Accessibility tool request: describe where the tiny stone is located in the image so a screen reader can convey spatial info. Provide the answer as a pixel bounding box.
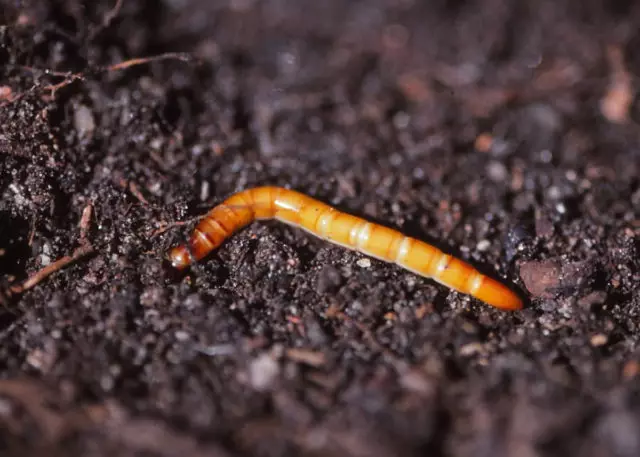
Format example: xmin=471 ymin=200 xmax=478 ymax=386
xmin=547 ymin=186 xmax=561 ymax=200
xmin=191 ymin=144 xmax=204 ymax=156
xmin=0 ymin=398 xmax=11 ymax=416
xmin=100 ymin=375 xmax=115 ymax=391
xmin=174 ymin=330 xmax=190 ymax=341
xmin=356 ymin=258 xmax=371 ymax=268
xmin=476 ymin=239 xmax=491 ymax=252
xmin=520 ymin=259 xmax=562 ymax=298
xmin=487 ymin=161 xmax=508 ymax=182
xmin=184 ymin=294 xmax=204 ymax=310
xmin=393 ymin=111 xmax=410 ymax=129
xmin=590 ymin=333 xmax=608 ymax=347
xmin=539 ymin=149 xmax=553 ymax=163
xmin=249 ymin=353 xmax=280 ymax=391
xmin=26 ymin=349 xmax=49 ymax=371
xmin=200 ymin=181 xmax=210 ymax=201
xmin=149 ymin=137 xmax=163 ymax=150
xmin=73 ymin=104 xmax=95 ymax=139
xmin=459 ymin=342 xmax=483 ymax=356
xmin=401 ymin=369 xmax=435 ymax=395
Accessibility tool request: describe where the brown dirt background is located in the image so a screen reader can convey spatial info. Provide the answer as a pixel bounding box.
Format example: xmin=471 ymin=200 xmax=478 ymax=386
xmin=0 ymin=1 xmax=639 ymax=456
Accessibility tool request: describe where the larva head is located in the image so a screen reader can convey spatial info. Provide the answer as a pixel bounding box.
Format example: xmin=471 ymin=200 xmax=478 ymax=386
xmin=166 ymin=245 xmax=192 ymax=270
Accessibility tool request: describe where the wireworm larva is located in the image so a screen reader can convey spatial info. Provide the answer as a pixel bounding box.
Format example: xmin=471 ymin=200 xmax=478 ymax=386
xmin=167 ymin=186 xmax=523 ymax=310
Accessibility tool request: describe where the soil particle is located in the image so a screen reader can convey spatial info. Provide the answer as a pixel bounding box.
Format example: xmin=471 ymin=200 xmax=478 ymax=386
xmin=520 ymin=257 xmax=599 ymax=299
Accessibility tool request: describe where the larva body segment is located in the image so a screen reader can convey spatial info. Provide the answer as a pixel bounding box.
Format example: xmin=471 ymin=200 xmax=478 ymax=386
xmin=167 ymin=186 xmax=523 ymax=311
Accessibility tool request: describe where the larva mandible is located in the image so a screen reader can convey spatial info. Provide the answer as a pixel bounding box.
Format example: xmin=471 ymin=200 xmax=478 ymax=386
xmin=167 ymin=186 xmax=523 ymax=311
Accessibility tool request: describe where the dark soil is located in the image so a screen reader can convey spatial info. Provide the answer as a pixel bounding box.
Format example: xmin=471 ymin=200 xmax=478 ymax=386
xmin=1 ymin=1 xmax=639 ymax=456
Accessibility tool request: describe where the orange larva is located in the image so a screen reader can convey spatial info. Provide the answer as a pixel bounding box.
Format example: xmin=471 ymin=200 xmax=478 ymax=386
xmin=167 ymin=186 xmax=523 ymax=311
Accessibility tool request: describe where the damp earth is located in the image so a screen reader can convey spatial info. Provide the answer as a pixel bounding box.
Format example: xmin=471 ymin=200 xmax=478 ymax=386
xmin=0 ymin=1 xmax=639 ymax=456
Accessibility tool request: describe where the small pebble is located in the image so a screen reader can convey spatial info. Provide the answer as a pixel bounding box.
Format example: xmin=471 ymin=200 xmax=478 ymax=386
xmin=487 ymin=161 xmax=508 ymax=182
xmin=200 ymin=181 xmax=210 ymax=201
xmin=476 ymin=239 xmax=491 ymax=252
xmin=520 ymin=258 xmax=596 ymax=298
xmin=474 ymin=133 xmax=493 ymax=153
xmin=459 ymin=342 xmax=484 ymax=356
xmin=73 ymin=104 xmax=95 ymax=139
xmin=356 ymin=258 xmax=371 ymax=268
xmin=519 ymin=259 xmax=562 ymax=298
xmin=174 ymin=330 xmax=190 ymax=341
xmin=590 ymin=333 xmax=608 ymax=347
xmin=623 ymin=360 xmax=640 ymax=379
xmin=400 ymin=369 xmax=435 ymax=396
xmin=249 ymin=353 xmax=279 ymax=391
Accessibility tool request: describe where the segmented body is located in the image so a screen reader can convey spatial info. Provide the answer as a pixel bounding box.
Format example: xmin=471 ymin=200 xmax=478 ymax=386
xmin=167 ymin=186 xmax=523 ymax=310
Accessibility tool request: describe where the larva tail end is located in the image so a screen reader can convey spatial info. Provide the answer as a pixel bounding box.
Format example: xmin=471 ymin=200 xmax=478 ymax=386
xmin=166 ymin=245 xmax=192 ymax=270
xmin=474 ymin=277 xmax=524 ymax=311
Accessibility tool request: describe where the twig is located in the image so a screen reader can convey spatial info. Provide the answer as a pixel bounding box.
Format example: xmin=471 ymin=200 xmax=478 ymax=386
xmin=79 ymin=202 xmax=93 ymax=244
xmin=9 ymin=244 xmax=93 ymax=294
xmin=128 ymin=182 xmax=150 ymax=206
xmin=285 ymin=348 xmax=326 ymax=367
xmin=5 ymin=204 xmax=96 ymax=297
xmin=42 ymin=73 xmax=85 ymax=98
xmin=104 ymin=53 xmax=193 ymax=72
xmin=7 ymin=53 xmax=194 ymax=104
xmin=89 ymin=0 xmax=125 ymax=39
